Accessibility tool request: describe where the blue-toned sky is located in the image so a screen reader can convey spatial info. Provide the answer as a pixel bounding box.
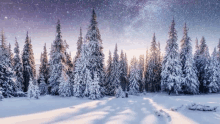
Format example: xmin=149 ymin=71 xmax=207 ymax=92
xmin=0 ymin=0 xmax=220 ymax=65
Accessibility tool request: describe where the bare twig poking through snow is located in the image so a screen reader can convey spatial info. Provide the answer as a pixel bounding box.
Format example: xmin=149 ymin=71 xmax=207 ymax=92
xmin=170 ymin=105 xmax=184 ymax=111
xmin=188 ymin=103 xmax=218 ymax=112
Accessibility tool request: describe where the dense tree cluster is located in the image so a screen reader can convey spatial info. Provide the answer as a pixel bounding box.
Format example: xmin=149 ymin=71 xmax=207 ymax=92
xmin=0 ymin=10 xmax=220 ymax=101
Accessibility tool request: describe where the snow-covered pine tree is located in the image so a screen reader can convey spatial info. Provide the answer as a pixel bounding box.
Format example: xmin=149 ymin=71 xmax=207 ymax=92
xmin=128 ymin=57 xmax=140 ymax=95
xmin=0 ymin=63 xmax=17 ymax=98
xmin=63 ymin=40 xmax=74 ymax=83
xmin=110 ymin=44 xmax=123 ymax=97
xmin=0 ymin=31 xmax=17 ymax=97
xmin=65 ymin=51 xmax=74 ymax=86
xmin=144 ymin=49 xmax=149 ymax=92
xmin=85 ymin=9 xmax=105 ymax=97
xmin=83 ymin=68 xmax=93 ymax=97
xmin=27 ymin=78 xmax=40 ymax=99
xmin=58 ymin=73 xmax=72 ymax=97
xmin=34 ymin=82 xmax=40 ymax=99
xmin=73 ymin=43 xmax=91 ymax=97
xmin=147 ymin=33 xmax=161 ymax=92
xmin=48 ymin=43 xmax=54 ymax=89
xmin=22 ymin=32 xmax=36 ymax=92
xmin=8 ymin=43 xmax=14 ymax=68
xmin=120 ymin=50 xmax=128 ymax=92
xmin=89 ymin=72 xmax=102 ymax=100
xmin=161 ymin=19 xmax=183 ymax=95
xmin=73 ymin=72 xmax=84 ymax=97
xmin=194 ymin=38 xmax=200 ymax=75
xmin=124 ymin=53 xmax=128 ymax=91
xmin=104 ymin=50 xmax=113 ymax=95
xmin=208 ymin=48 xmax=220 ymax=93
xmin=180 ymin=23 xmax=199 ymax=94
xmin=197 ymin=37 xmax=210 ymax=93
xmin=38 ymin=43 xmax=49 ymax=85
xmin=74 ymin=44 xmax=85 ymax=97
xmin=0 ymin=31 xmax=11 ymax=68
xmin=138 ymin=55 xmax=144 ymax=92
xmin=38 ymin=74 xmax=48 ymax=95
xmin=13 ymin=37 xmax=24 ymax=91
xmin=74 ymin=27 xmax=83 ymax=66
xmin=156 ymin=42 xmax=162 ymax=91
xmin=48 ymin=20 xmax=69 ymax=95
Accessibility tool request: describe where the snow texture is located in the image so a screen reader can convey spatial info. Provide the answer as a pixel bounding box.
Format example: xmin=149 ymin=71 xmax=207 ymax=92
xmin=0 ymin=93 xmax=220 ymax=124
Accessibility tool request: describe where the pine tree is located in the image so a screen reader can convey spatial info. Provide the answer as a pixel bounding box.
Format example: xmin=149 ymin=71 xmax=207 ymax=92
xmin=38 ymin=43 xmax=49 ymax=85
xmin=0 ymin=64 xmax=17 ymax=97
xmin=73 ymin=44 xmax=91 ymax=97
xmin=74 ymin=27 xmax=83 ymax=65
xmin=73 ymin=72 xmax=84 ymax=97
xmin=156 ymin=42 xmax=162 ymax=91
xmin=13 ymin=37 xmax=24 ymax=91
xmin=124 ymin=53 xmax=128 ymax=91
xmin=120 ymin=50 xmax=128 ymax=91
xmin=208 ymin=48 xmax=220 ymax=93
xmin=58 ymin=75 xmax=72 ymax=97
xmin=22 ymin=32 xmax=36 ymax=92
xmin=144 ymin=49 xmax=149 ymax=92
xmin=161 ymin=19 xmax=183 ymax=95
xmin=83 ymin=68 xmax=93 ymax=97
xmin=196 ymin=37 xmax=210 ymax=93
xmin=89 ymin=72 xmax=101 ymax=100
xmin=194 ymin=38 xmax=200 ymax=75
xmin=110 ymin=44 xmax=122 ymax=96
xmin=0 ymin=31 xmax=12 ymax=68
xmin=27 ymin=78 xmax=40 ymax=99
xmin=38 ymin=74 xmax=48 ymax=95
xmin=147 ymin=33 xmax=161 ymax=92
xmin=138 ymin=55 xmax=144 ymax=92
xmin=85 ymin=9 xmax=105 ymax=98
xmin=65 ymin=51 xmax=74 ymax=85
xmin=104 ymin=50 xmax=113 ymax=95
xmin=128 ymin=57 xmax=140 ymax=95
xmin=0 ymin=31 xmax=17 ymax=97
xmin=8 ymin=43 xmax=14 ymax=68
xmin=48 ymin=20 xmax=69 ymax=95
xmin=180 ymin=23 xmax=199 ymax=94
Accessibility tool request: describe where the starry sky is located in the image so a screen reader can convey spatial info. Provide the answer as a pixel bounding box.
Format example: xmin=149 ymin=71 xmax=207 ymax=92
xmin=0 ymin=0 xmax=220 ymax=65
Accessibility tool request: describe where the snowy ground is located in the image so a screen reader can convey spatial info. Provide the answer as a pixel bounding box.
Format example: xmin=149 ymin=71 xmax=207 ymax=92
xmin=0 ymin=93 xmax=220 ymax=124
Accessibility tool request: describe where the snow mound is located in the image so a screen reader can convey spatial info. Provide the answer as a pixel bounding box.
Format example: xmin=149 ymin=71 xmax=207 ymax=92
xmin=188 ymin=103 xmax=218 ymax=112
xmin=154 ymin=109 xmax=171 ymax=122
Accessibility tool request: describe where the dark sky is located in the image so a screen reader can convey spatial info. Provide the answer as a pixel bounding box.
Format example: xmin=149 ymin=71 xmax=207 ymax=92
xmin=0 ymin=0 xmax=220 ymax=64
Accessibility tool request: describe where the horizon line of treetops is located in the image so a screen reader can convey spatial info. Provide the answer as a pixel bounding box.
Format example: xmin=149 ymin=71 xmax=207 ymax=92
xmin=0 ymin=9 xmax=220 ymax=100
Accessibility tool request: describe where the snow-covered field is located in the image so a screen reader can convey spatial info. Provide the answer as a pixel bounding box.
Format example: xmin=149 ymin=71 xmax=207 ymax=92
xmin=0 ymin=93 xmax=220 ymax=124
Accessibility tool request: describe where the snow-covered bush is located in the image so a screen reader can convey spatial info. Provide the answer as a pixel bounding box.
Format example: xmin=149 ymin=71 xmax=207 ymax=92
xmin=115 ymin=86 xmax=125 ymax=98
xmin=39 ymin=82 xmax=48 ymax=96
xmin=15 ymin=91 xmax=26 ymax=97
xmin=59 ymin=80 xmax=72 ymax=97
xmin=27 ymin=78 xmax=40 ymax=99
xmin=188 ymin=103 xmax=218 ymax=111
xmin=38 ymin=74 xmax=48 ymax=95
